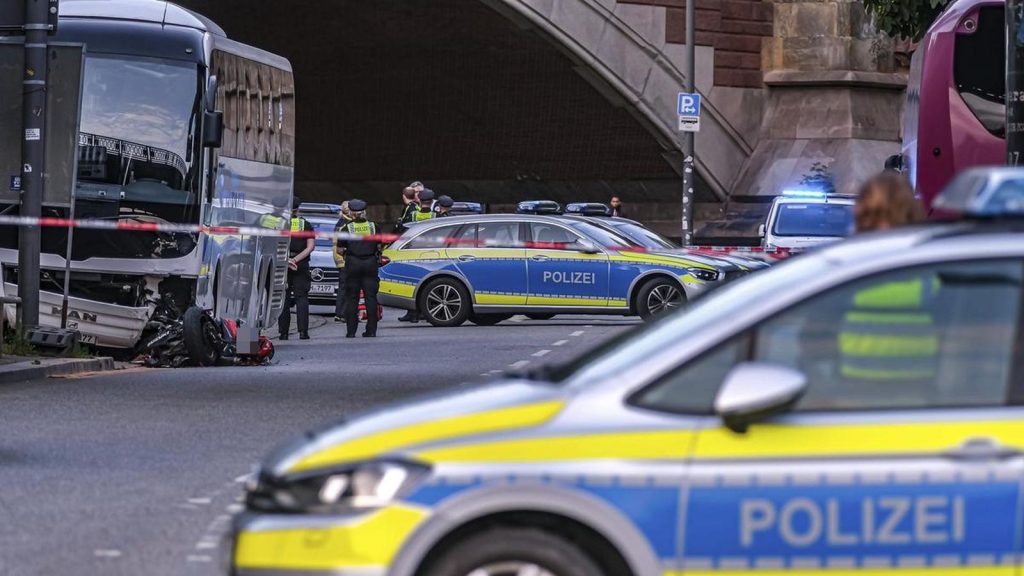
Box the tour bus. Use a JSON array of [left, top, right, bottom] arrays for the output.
[[0, 0, 295, 349], [903, 0, 1004, 209]]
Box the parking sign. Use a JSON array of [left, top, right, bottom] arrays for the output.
[[678, 92, 701, 133]]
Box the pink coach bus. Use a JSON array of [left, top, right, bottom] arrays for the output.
[[904, 0, 1005, 210]]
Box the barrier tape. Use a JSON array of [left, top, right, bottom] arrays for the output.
[[0, 214, 591, 252], [0, 214, 792, 258]]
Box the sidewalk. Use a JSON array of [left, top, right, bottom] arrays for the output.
[[0, 355, 115, 384]]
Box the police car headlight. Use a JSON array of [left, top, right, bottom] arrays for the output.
[[687, 267, 719, 282], [247, 461, 430, 513]]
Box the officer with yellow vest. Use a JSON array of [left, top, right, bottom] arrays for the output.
[[839, 172, 934, 382], [278, 199, 315, 340], [403, 188, 437, 225], [337, 199, 381, 338]]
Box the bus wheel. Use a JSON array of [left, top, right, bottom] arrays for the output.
[[183, 306, 222, 367], [420, 527, 603, 576]]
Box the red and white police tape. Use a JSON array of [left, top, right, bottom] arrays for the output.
[[0, 214, 792, 258]]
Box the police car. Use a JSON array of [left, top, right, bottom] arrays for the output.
[[761, 191, 855, 251], [230, 176, 1024, 576], [376, 214, 726, 326], [297, 203, 343, 306]]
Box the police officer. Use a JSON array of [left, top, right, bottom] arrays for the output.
[[403, 189, 437, 225], [436, 195, 454, 217], [279, 199, 315, 340], [839, 172, 934, 382], [338, 199, 381, 338]]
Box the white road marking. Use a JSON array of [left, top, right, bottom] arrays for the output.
[[552, 340, 568, 347], [94, 549, 122, 558], [234, 473, 252, 483], [188, 497, 212, 505], [584, 324, 593, 328], [509, 360, 530, 369], [489, 369, 503, 374], [226, 503, 244, 513], [195, 541, 218, 550], [532, 349, 551, 358], [570, 330, 585, 337], [187, 555, 213, 563]]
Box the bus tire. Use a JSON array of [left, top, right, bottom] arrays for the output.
[[183, 306, 222, 367]]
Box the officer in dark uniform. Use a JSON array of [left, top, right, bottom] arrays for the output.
[[338, 199, 381, 338], [279, 199, 316, 340], [436, 195, 454, 216]]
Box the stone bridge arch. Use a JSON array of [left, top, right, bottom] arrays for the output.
[[483, 0, 754, 199]]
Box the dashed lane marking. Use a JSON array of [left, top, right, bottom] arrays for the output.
[[509, 360, 530, 370], [186, 555, 213, 563], [188, 497, 212, 505], [94, 550, 122, 559], [552, 340, 568, 347], [570, 330, 585, 337], [532, 349, 551, 358]]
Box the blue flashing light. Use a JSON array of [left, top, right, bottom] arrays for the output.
[[781, 189, 827, 198]]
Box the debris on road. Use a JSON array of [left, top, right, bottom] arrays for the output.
[[136, 306, 274, 368]]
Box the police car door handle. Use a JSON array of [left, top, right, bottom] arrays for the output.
[[457, 255, 476, 262], [531, 255, 549, 262], [942, 438, 1021, 461]]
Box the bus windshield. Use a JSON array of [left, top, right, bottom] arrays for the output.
[[77, 54, 200, 207], [772, 203, 853, 238], [67, 54, 202, 259]]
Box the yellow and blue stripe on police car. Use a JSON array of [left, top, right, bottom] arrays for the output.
[[379, 247, 710, 306]]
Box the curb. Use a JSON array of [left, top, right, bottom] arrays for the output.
[[0, 356, 116, 384]]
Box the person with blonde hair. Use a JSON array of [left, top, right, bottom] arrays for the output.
[[854, 171, 925, 233]]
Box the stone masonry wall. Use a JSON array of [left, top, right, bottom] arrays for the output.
[[619, 0, 773, 88]]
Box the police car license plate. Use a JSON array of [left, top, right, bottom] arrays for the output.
[[311, 284, 335, 294]]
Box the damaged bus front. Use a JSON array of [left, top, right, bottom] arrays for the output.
[[0, 1, 295, 350]]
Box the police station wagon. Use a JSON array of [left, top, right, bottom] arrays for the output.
[[231, 209, 1024, 576], [377, 214, 727, 326]]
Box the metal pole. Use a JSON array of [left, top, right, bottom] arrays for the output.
[[19, 0, 48, 331], [1008, 0, 1024, 165], [680, 0, 696, 245]]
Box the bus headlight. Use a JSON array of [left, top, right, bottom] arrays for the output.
[[246, 460, 429, 513], [687, 267, 720, 282]]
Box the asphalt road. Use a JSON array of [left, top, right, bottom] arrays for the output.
[[0, 308, 636, 576]]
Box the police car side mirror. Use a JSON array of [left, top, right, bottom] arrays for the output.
[[575, 239, 601, 254], [758, 223, 766, 238], [714, 362, 807, 434]]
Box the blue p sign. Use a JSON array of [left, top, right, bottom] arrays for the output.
[[678, 92, 701, 117]]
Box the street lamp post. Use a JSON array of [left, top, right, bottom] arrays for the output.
[[680, 0, 696, 245], [19, 0, 50, 331]]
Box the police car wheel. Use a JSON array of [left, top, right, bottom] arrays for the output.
[[469, 313, 512, 326], [419, 278, 471, 327], [636, 277, 685, 319], [422, 527, 604, 576]]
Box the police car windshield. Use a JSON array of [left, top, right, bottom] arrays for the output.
[[550, 254, 831, 386], [565, 221, 631, 248], [613, 222, 677, 249], [773, 203, 853, 237], [308, 219, 338, 248]]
